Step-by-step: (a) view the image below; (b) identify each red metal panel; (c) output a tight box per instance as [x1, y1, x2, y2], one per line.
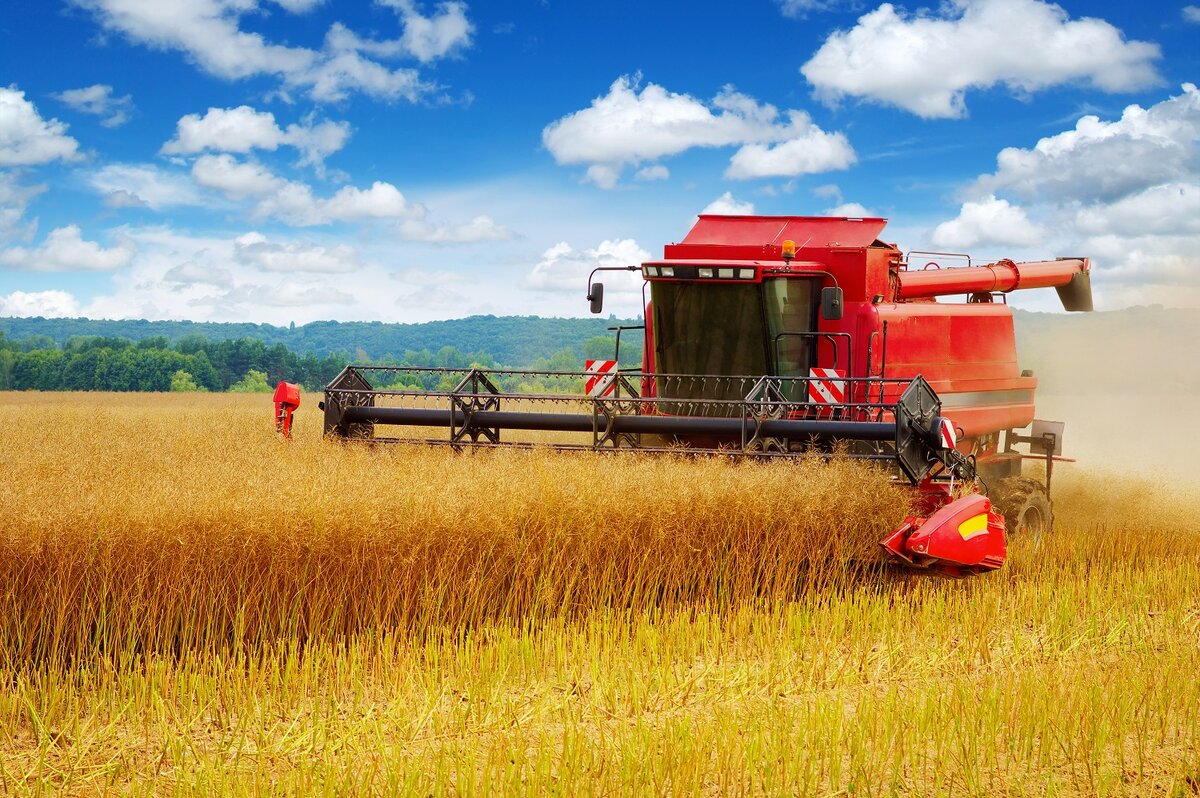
[674, 215, 888, 253]
[864, 302, 1035, 437]
[948, 306, 1018, 367]
[936, 401, 1036, 439]
[876, 308, 951, 367]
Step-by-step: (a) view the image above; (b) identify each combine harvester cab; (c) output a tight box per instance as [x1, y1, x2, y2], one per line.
[320, 216, 1091, 577]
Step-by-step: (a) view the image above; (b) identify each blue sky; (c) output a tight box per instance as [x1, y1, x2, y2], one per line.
[0, 0, 1197, 324]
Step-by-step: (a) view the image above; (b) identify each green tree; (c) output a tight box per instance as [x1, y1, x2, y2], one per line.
[0, 349, 14, 390]
[230, 369, 271, 393]
[137, 335, 172, 351]
[19, 334, 57, 353]
[170, 370, 204, 392]
[185, 351, 220, 391]
[96, 349, 137, 391]
[581, 335, 618, 362]
[529, 347, 581, 373]
[62, 349, 105, 390]
[13, 350, 66, 389]
[128, 349, 189, 391]
[175, 334, 210, 355]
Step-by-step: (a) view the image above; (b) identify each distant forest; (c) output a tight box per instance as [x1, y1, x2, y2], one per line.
[1, 305, 1195, 394]
[0, 314, 643, 366]
[0, 315, 646, 392]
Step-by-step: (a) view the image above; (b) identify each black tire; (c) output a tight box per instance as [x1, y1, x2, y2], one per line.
[991, 477, 1053, 537]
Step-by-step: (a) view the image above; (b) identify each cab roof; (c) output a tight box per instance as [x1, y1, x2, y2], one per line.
[666, 215, 889, 260]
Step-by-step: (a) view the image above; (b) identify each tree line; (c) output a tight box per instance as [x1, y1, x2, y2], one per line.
[0, 334, 348, 392]
[0, 332, 637, 392]
[0, 314, 642, 366]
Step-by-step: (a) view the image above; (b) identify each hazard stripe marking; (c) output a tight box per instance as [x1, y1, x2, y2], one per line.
[807, 368, 846, 405]
[939, 418, 957, 449]
[585, 359, 618, 398]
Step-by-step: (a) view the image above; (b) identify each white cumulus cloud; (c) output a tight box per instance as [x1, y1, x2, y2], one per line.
[162, 105, 350, 168]
[88, 163, 208, 210]
[725, 124, 856, 179]
[164, 260, 233, 286]
[192, 154, 285, 199]
[931, 195, 1044, 249]
[701, 192, 755, 215]
[1071, 183, 1200, 238]
[825, 202, 874, 217]
[253, 180, 412, 226]
[52, 84, 134, 128]
[526, 239, 649, 304]
[634, 164, 669, 181]
[398, 215, 513, 243]
[271, 0, 325, 12]
[0, 289, 81, 317]
[233, 231, 361, 273]
[0, 87, 80, 166]
[542, 76, 855, 187]
[186, 153, 501, 236]
[1184, 5, 1200, 23]
[377, 0, 473, 63]
[801, 0, 1162, 119]
[0, 225, 135, 272]
[777, 0, 856, 17]
[583, 165, 620, 190]
[103, 189, 147, 209]
[69, 225, 489, 324]
[974, 84, 1200, 202]
[0, 172, 46, 242]
[927, 88, 1200, 308]
[220, 281, 356, 308]
[74, 226, 366, 322]
[70, 0, 473, 103]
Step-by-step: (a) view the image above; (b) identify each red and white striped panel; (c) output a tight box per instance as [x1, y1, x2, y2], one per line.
[807, 368, 846, 405]
[585, 359, 618, 397]
[937, 416, 957, 449]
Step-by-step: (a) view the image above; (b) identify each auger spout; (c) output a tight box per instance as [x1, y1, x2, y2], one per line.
[895, 258, 1092, 311]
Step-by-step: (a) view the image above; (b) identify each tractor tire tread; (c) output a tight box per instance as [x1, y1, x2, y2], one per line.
[991, 477, 1053, 536]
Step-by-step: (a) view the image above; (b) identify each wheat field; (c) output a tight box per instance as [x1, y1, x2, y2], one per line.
[1, 391, 1198, 796]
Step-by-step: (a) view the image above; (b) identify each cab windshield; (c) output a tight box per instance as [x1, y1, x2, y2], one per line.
[651, 277, 818, 408]
[652, 282, 767, 379]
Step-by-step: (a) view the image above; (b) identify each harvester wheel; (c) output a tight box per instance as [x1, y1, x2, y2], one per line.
[993, 477, 1053, 538]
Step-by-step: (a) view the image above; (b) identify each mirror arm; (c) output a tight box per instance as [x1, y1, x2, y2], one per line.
[585, 265, 641, 314]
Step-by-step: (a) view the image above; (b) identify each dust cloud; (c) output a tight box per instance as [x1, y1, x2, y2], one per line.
[1014, 306, 1200, 485]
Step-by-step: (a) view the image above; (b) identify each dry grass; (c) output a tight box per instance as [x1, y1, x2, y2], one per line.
[1, 391, 1198, 796]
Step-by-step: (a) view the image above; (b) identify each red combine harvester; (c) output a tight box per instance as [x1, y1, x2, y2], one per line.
[319, 216, 1091, 576]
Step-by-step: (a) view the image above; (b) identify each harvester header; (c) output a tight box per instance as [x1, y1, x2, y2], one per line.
[314, 214, 1090, 578]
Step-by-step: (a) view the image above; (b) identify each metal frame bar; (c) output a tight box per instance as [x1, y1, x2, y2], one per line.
[1003, 428, 1061, 493]
[322, 366, 968, 487]
[450, 369, 501, 444]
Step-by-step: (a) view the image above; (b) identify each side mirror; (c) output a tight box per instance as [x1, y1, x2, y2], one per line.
[588, 282, 605, 314]
[821, 286, 843, 320]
